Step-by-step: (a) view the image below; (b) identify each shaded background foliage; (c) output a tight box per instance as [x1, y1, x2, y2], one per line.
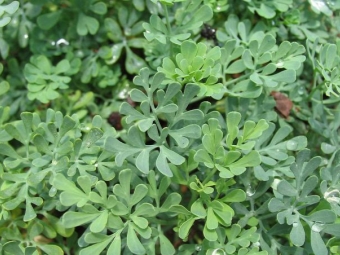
[1, 0, 340, 255]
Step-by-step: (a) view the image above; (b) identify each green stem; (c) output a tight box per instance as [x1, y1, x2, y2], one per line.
[162, 4, 173, 57]
[307, 75, 323, 101]
[147, 218, 178, 226]
[224, 67, 265, 87]
[189, 190, 199, 207]
[202, 167, 217, 185]
[258, 212, 278, 220]
[189, 95, 205, 104]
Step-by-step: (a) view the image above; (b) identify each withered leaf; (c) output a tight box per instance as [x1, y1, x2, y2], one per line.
[271, 91, 293, 118]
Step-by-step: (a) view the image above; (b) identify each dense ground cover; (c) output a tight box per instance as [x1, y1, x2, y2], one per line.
[1, 0, 340, 254]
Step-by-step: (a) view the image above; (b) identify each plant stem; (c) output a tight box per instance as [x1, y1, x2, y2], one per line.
[258, 212, 278, 220]
[202, 167, 217, 185]
[163, 3, 173, 57]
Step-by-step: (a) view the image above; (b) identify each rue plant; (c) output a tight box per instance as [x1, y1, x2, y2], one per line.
[1, 0, 340, 255]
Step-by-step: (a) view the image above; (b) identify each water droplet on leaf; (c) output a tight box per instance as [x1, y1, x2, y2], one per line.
[276, 59, 284, 68]
[49, 187, 57, 197]
[312, 222, 325, 232]
[125, 28, 131, 36]
[325, 189, 340, 203]
[246, 185, 255, 197]
[286, 140, 298, 150]
[195, 245, 202, 251]
[212, 248, 226, 255]
[56, 38, 69, 46]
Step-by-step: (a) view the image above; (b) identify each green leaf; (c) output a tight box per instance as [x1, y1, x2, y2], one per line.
[3, 241, 24, 255]
[221, 189, 246, 202]
[107, 235, 121, 255]
[91, 2, 107, 15]
[90, 210, 108, 233]
[277, 180, 297, 197]
[24, 202, 37, 221]
[130, 89, 148, 102]
[229, 151, 261, 170]
[206, 207, 218, 230]
[191, 200, 206, 218]
[159, 234, 175, 255]
[0, 143, 22, 158]
[156, 146, 185, 176]
[226, 112, 241, 146]
[258, 34, 276, 55]
[269, 69, 296, 83]
[323, 223, 340, 236]
[311, 230, 328, 255]
[127, 223, 145, 254]
[268, 198, 286, 212]
[226, 59, 246, 74]
[62, 211, 100, 228]
[79, 234, 114, 255]
[136, 149, 151, 174]
[0, 1, 19, 27]
[0, 80, 9, 95]
[180, 5, 213, 31]
[179, 217, 196, 239]
[300, 175, 318, 198]
[305, 210, 336, 224]
[38, 245, 63, 255]
[290, 220, 305, 246]
[32, 135, 51, 155]
[130, 184, 148, 206]
[37, 11, 61, 30]
[77, 13, 99, 36]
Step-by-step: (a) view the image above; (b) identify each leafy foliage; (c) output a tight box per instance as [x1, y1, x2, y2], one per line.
[0, 0, 340, 254]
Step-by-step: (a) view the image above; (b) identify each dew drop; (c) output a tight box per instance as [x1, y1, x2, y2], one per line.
[24, 34, 29, 39]
[276, 60, 284, 68]
[312, 222, 325, 233]
[298, 88, 304, 95]
[49, 187, 57, 197]
[118, 88, 128, 99]
[212, 248, 226, 255]
[310, 0, 327, 11]
[252, 241, 260, 247]
[246, 185, 255, 197]
[272, 179, 281, 190]
[292, 222, 298, 227]
[56, 38, 69, 46]
[328, 195, 340, 203]
[195, 245, 202, 251]
[327, 0, 335, 6]
[216, 6, 221, 11]
[125, 28, 131, 36]
[76, 50, 84, 58]
[286, 140, 298, 150]
[321, 142, 336, 154]
[325, 189, 340, 203]
[323, 158, 329, 165]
